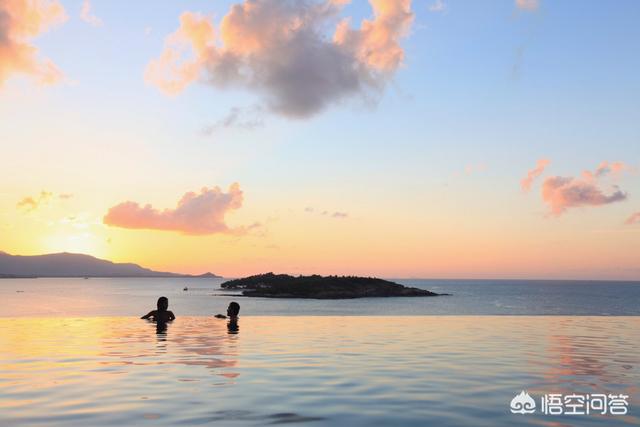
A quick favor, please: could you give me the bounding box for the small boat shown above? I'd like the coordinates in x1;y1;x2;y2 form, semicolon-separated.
183;287;188;291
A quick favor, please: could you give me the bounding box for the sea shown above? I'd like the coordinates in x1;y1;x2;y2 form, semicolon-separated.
0;277;638;317
0;278;638;426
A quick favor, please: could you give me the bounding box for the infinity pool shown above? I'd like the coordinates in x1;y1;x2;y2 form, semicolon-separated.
0;316;638;426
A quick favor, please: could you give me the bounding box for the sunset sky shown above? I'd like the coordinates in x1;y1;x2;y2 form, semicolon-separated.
1;0;639;279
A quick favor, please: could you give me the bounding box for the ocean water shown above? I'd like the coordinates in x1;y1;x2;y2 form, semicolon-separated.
0;316;637;426
0;277;639;316
1;279;638;426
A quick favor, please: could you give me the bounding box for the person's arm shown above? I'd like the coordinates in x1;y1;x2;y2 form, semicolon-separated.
214;314;227;319
141;310;155;320
168;311;176;321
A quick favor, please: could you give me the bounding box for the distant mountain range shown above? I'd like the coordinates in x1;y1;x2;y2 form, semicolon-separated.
0;251;221;278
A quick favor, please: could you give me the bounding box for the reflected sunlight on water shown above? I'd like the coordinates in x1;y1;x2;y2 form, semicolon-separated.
0;316;638;426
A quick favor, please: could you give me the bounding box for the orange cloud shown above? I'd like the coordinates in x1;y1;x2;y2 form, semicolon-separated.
16;190;53;211
0;0;67;87
103;184;247;235
541;163;628;216
333;0;413;72
625;212;640;225
145;0;414;118
16;197;38;211
521;158;550;192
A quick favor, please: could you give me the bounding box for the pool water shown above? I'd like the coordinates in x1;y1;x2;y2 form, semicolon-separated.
0;316;638;426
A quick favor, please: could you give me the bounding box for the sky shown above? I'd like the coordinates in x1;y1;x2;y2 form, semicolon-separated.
1;0;639;279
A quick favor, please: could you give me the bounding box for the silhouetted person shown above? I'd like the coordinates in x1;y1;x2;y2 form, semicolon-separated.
141;296;176;323
215;301;240;321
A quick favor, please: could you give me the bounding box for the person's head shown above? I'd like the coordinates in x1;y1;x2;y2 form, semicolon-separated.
157;296;169;312
227;301;240;318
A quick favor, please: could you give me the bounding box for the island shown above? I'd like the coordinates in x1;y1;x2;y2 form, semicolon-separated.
220;273;446;299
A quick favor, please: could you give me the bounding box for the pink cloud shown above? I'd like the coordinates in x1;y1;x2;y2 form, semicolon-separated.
582;161;628;181
145;0;413;118
625;212;640;225
521;158;550;192
103;184;246;235
516;0;539;11
80;0;102;27
0;0;67;87
541;173;627;216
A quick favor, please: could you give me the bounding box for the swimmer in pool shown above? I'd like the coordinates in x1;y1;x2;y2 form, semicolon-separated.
141;296;176;323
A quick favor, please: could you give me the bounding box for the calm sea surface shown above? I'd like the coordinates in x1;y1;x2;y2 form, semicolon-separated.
0;277;638;316
1;279;638;426
0;316;638;426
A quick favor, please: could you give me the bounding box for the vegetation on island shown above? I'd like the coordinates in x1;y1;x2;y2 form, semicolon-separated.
220;273;445;299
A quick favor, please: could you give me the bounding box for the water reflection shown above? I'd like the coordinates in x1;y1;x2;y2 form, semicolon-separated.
536;318;638;396
85;318;242;376
227;319;239;335
0;316;638;427
155;320;169;336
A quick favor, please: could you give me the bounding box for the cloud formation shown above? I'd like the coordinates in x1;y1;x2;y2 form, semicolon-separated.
80;0;101;27
145;0;413;118
541;163;628;216
521;158;550;192
17;197;38;210
582;161;628;180
304;207;349;219
516;0;539;11
202;105;265;135
16;190;73;212
16;190;53;211
104;184;246;235
625;212;640;225
0;0;66;87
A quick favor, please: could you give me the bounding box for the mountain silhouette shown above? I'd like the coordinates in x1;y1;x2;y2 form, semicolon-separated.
0;251;220;278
